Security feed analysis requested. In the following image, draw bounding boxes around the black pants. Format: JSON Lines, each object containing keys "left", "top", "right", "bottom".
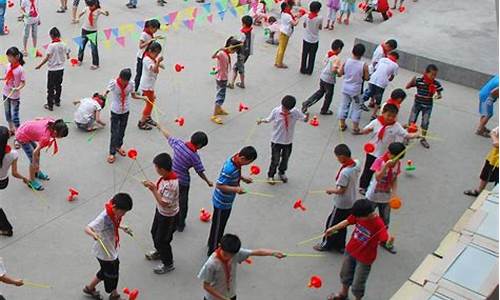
{"left": 46, "top": 70, "right": 64, "bottom": 108}
{"left": 176, "top": 184, "right": 190, "bottom": 229}
{"left": 134, "top": 57, "right": 143, "bottom": 92}
{"left": 205, "top": 297, "right": 236, "bottom": 300}
{"left": 78, "top": 29, "right": 99, "bottom": 66}
{"left": 151, "top": 209, "right": 177, "bottom": 266}
{"left": 320, "top": 206, "right": 351, "bottom": 250}
{"left": 109, "top": 112, "right": 129, "bottom": 155}
{"left": 0, "top": 177, "right": 8, "bottom": 190}
{"left": 359, "top": 154, "right": 376, "bottom": 190}
{"left": 96, "top": 258, "right": 119, "bottom": 293}
{"left": 207, "top": 207, "right": 232, "bottom": 255}
{"left": 268, "top": 143, "right": 293, "bottom": 178}
{"left": 303, "top": 79, "right": 335, "bottom": 113}
{"left": 300, "top": 40, "right": 319, "bottom": 74}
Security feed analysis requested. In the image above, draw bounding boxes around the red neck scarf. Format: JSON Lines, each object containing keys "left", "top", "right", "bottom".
{"left": 51, "top": 38, "right": 61, "bottom": 43}
{"left": 222, "top": 49, "right": 232, "bottom": 67}
{"left": 327, "top": 50, "right": 336, "bottom": 58}
{"left": 283, "top": 7, "right": 296, "bottom": 21}
{"left": 381, "top": 43, "right": 390, "bottom": 56}
{"left": 144, "top": 51, "right": 156, "bottom": 61}
{"left": 280, "top": 110, "right": 290, "bottom": 131}
{"left": 105, "top": 201, "right": 122, "bottom": 248}
{"left": 93, "top": 96, "right": 104, "bottom": 107}
{"left": 116, "top": 78, "right": 128, "bottom": 111}
{"left": 385, "top": 98, "right": 400, "bottom": 109}
{"left": 5, "top": 62, "right": 20, "bottom": 85}
{"left": 215, "top": 248, "right": 232, "bottom": 292}
{"left": 335, "top": 158, "right": 355, "bottom": 181}
{"left": 156, "top": 172, "right": 178, "bottom": 189}
{"left": 381, "top": 152, "right": 398, "bottom": 183}
{"left": 387, "top": 54, "right": 397, "bottom": 63}
{"left": 377, "top": 116, "right": 396, "bottom": 141}
{"left": 423, "top": 74, "right": 437, "bottom": 96}
{"left": 241, "top": 25, "right": 253, "bottom": 34}
{"left": 29, "top": 0, "right": 38, "bottom": 17}
{"left": 88, "top": 7, "right": 97, "bottom": 27}
{"left": 185, "top": 142, "right": 198, "bottom": 153}
{"left": 308, "top": 11, "right": 318, "bottom": 19}
{"left": 143, "top": 28, "right": 154, "bottom": 38}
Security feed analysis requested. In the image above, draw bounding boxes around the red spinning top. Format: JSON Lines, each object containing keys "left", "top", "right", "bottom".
{"left": 3, "top": 26, "right": 9, "bottom": 34}
{"left": 250, "top": 165, "right": 260, "bottom": 175}
{"left": 389, "top": 196, "right": 402, "bottom": 209}
{"left": 298, "top": 7, "right": 308, "bottom": 16}
{"left": 174, "top": 64, "right": 185, "bottom": 72}
{"left": 127, "top": 148, "right": 138, "bottom": 160}
{"left": 199, "top": 208, "right": 211, "bottom": 222}
{"left": 407, "top": 123, "right": 418, "bottom": 133}
{"left": 175, "top": 116, "right": 185, "bottom": 126}
{"left": 363, "top": 143, "right": 375, "bottom": 154}
{"left": 123, "top": 288, "right": 139, "bottom": 300}
{"left": 309, "top": 116, "right": 319, "bottom": 127}
{"left": 67, "top": 188, "right": 79, "bottom": 202}
{"left": 7, "top": 1, "right": 14, "bottom": 7}
{"left": 70, "top": 58, "right": 79, "bottom": 66}
{"left": 293, "top": 199, "right": 307, "bottom": 211}
{"left": 308, "top": 275, "right": 322, "bottom": 288}
{"left": 399, "top": 5, "right": 405, "bottom": 12}
{"left": 387, "top": 10, "right": 393, "bottom": 17}
{"left": 4, "top": 144, "right": 11, "bottom": 154}
{"left": 239, "top": 102, "right": 249, "bottom": 112}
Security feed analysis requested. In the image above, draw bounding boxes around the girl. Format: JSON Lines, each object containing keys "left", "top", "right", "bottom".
{"left": 274, "top": 1, "right": 299, "bottom": 69}
{"left": 73, "top": 93, "right": 106, "bottom": 131}
{"left": 326, "top": 0, "right": 340, "bottom": 30}
{"left": 134, "top": 19, "right": 161, "bottom": 92}
{"left": 0, "top": 126, "right": 29, "bottom": 236}
{"left": 15, "top": 118, "right": 69, "bottom": 191}
{"left": 138, "top": 41, "right": 163, "bottom": 130}
{"left": 77, "top": 0, "right": 109, "bottom": 70}
{"left": 250, "top": 0, "right": 267, "bottom": 26}
{"left": 1, "top": 47, "right": 26, "bottom": 147}
{"left": 337, "top": 0, "right": 355, "bottom": 25}
{"left": 20, "top": 0, "right": 40, "bottom": 56}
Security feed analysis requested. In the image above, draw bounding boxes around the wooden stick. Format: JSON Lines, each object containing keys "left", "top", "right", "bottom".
{"left": 284, "top": 253, "right": 326, "bottom": 258}
{"left": 23, "top": 281, "right": 51, "bottom": 289}
{"left": 308, "top": 190, "right": 325, "bottom": 194}
{"left": 97, "top": 238, "right": 111, "bottom": 257}
{"left": 297, "top": 233, "right": 325, "bottom": 245}
{"left": 253, "top": 179, "right": 283, "bottom": 184}
{"left": 245, "top": 191, "right": 274, "bottom": 198}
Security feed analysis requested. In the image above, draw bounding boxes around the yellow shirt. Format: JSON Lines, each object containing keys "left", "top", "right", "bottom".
{"left": 486, "top": 127, "right": 499, "bottom": 167}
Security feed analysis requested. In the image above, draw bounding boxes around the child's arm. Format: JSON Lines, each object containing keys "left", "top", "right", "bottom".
{"left": 77, "top": 9, "right": 86, "bottom": 19}
{"left": 391, "top": 178, "right": 398, "bottom": 198}
{"left": 142, "top": 181, "right": 171, "bottom": 208}
{"left": 326, "top": 186, "right": 347, "bottom": 195}
{"left": 362, "top": 63, "right": 370, "bottom": 81}
{"left": 139, "top": 38, "right": 153, "bottom": 50}
{"left": 99, "top": 8, "right": 109, "bottom": 16}
{"left": 131, "top": 91, "right": 149, "bottom": 102}
{"left": 0, "top": 275, "right": 23, "bottom": 286}
{"left": 203, "top": 282, "right": 231, "bottom": 300}
{"left": 257, "top": 110, "right": 275, "bottom": 125}
{"left": 72, "top": 99, "right": 81, "bottom": 106}
{"left": 491, "top": 128, "right": 499, "bottom": 148}
{"left": 337, "top": 62, "right": 345, "bottom": 77}
{"left": 374, "top": 160, "right": 396, "bottom": 181}
{"left": 405, "top": 76, "right": 416, "bottom": 89}
{"left": 240, "top": 176, "right": 253, "bottom": 184}
{"left": 216, "top": 183, "right": 245, "bottom": 194}
{"left": 10, "top": 158, "right": 29, "bottom": 184}
{"left": 250, "top": 249, "right": 286, "bottom": 258}
{"left": 152, "top": 56, "right": 163, "bottom": 74}
{"left": 197, "top": 171, "right": 214, "bottom": 187}
{"left": 84, "top": 225, "right": 100, "bottom": 240}
{"left": 95, "top": 110, "right": 106, "bottom": 126}
{"left": 212, "top": 49, "right": 221, "bottom": 59}
{"left": 325, "top": 219, "right": 350, "bottom": 235}
{"left": 35, "top": 54, "right": 50, "bottom": 70}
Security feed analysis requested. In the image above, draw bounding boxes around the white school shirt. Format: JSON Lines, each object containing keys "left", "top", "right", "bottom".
{"left": 74, "top": 98, "right": 102, "bottom": 124}
{"left": 370, "top": 44, "right": 385, "bottom": 72}
{"left": 363, "top": 119, "right": 408, "bottom": 158}
{"left": 20, "top": 0, "right": 40, "bottom": 25}
{"left": 47, "top": 42, "right": 70, "bottom": 71}
{"left": 279, "top": 13, "right": 294, "bottom": 36}
{"left": 369, "top": 57, "right": 398, "bottom": 89}
{"left": 88, "top": 210, "right": 119, "bottom": 261}
{"left": 139, "top": 56, "right": 158, "bottom": 91}
{"left": 303, "top": 16, "right": 323, "bottom": 43}
{"left": 320, "top": 54, "right": 341, "bottom": 84}
{"left": 136, "top": 32, "right": 154, "bottom": 58}
{"left": 0, "top": 151, "right": 18, "bottom": 180}
{"left": 263, "top": 106, "right": 305, "bottom": 145}
{"left": 107, "top": 79, "right": 135, "bottom": 114}
{"left": 82, "top": 8, "right": 101, "bottom": 31}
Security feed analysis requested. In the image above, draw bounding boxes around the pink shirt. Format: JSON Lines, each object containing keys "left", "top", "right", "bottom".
{"left": 15, "top": 118, "right": 54, "bottom": 147}
{"left": 2, "top": 64, "right": 26, "bottom": 100}
{"left": 215, "top": 50, "right": 230, "bottom": 81}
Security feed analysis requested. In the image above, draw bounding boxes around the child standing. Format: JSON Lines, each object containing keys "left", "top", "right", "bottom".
{"left": 337, "top": 0, "right": 355, "bottom": 25}
{"left": 326, "top": 0, "right": 340, "bottom": 30}
{"left": 337, "top": 44, "right": 369, "bottom": 133}
{"left": 138, "top": 41, "right": 163, "bottom": 130}
{"left": 258, "top": 95, "right": 307, "bottom": 183}
{"left": 83, "top": 194, "right": 133, "bottom": 300}
{"left": 157, "top": 125, "right": 213, "bottom": 232}
{"left": 228, "top": 15, "right": 254, "bottom": 89}
{"left": 199, "top": 234, "right": 285, "bottom": 300}
{"left": 300, "top": 1, "right": 323, "bottom": 75}
{"left": 77, "top": 0, "right": 109, "bottom": 70}
{"left": 275, "top": 1, "right": 299, "bottom": 69}
{"left": 134, "top": 19, "right": 161, "bottom": 92}
{"left": 20, "top": 0, "right": 40, "bottom": 56}
{"left": 2, "top": 47, "right": 26, "bottom": 141}
{"left": 35, "top": 27, "right": 70, "bottom": 111}
{"left": 249, "top": 0, "right": 267, "bottom": 25}
{"left": 302, "top": 39, "right": 344, "bottom": 116}
{"left": 207, "top": 146, "right": 257, "bottom": 256}
{"left": 313, "top": 144, "right": 360, "bottom": 253}
{"left": 142, "top": 153, "right": 179, "bottom": 274}
{"left": 406, "top": 64, "right": 443, "bottom": 149}
{"left": 325, "top": 199, "right": 393, "bottom": 300}
{"left": 73, "top": 93, "right": 106, "bottom": 131}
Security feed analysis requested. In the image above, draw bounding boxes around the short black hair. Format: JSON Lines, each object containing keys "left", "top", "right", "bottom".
{"left": 331, "top": 39, "right": 344, "bottom": 51}
{"left": 242, "top": 15, "right": 253, "bottom": 27}
{"left": 49, "top": 27, "right": 61, "bottom": 38}
{"left": 390, "top": 88, "right": 406, "bottom": 101}
{"left": 146, "top": 41, "right": 162, "bottom": 54}
{"left": 352, "top": 199, "right": 374, "bottom": 217}
{"left": 388, "top": 142, "right": 406, "bottom": 159}
{"left": 334, "top": 144, "right": 351, "bottom": 157}
{"left": 386, "top": 39, "right": 397, "bottom": 50}
{"left": 425, "top": 64, "right": 438, "bottom": 73}
{"left": 281, "top": 95, "right": 296, "bottom": 110}
{"left": 220, "top": 233, "right": 241, "bottom": 254}
{"left": 389, "top": 51, "right": 399, "bottom": 60}
{"left": 145, "top": 19, "right": 161, "bottom": 29}
{"left": 382, "top": 103, "right": 399, "bottom": 115}
{"left": 112, "top": 193, "right": 133, "bottom": 211}
{"left": 280, "top": 1, "right": 288, "bottom": 11}
{"left": 119, "top": 68, "right": 132, "bottom": 81}
{"left": 153, "top": 153, "right": 173, "bottom": 171}
{"left": 239, "top": 146, "right": 257, "bottom": 161}
{"left": 352, "top": 43, "right": 366, "bottom": 57}
{"left": 191, "top": 131, "right": 208, "bottom": 148}
{"left": 309, "top": 1, "right": 321, "bottom": 12}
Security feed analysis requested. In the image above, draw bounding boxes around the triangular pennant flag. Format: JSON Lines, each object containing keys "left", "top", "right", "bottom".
{"left": 168, "top": 11, "right": 179, "bottom": 24}
{"left": 218, "top": 10, "right": 226, "bottom": 20}
{"left": 220, "top": 0, "right": 229, "bottom": 9}
{"left": 183, "top": 19, "right": 195, "bottom": 31}
{"left": 207, "top": 14, "right": 214, "bottom": 23}
{"left": 181, "top": 7, "right": 196, "bottom": 18}
{"left": 103, "top": 40, "right": 112, "bottom": 49}
{"left": 111, "top": 28, "right": 120, "bottom": 37}
{"left": 42, "top": 43, "right": 49, "bottom": 50}
{"left": 135, "top": 20, "right": 145, "bottom": 29}
{"left": 104, "top": 28, "right": 112, "bottom": 40}
{"left": 163, "top": 15, "right": 170, "bottom": 24}
{"left": 228, "top": 5, "right": 237, "bottom": 17}
{"left": 73, "top": 36, "right": 83, "bottom": 48}
{"left": 87, "top": 32, "right": 98, "bottom": 45}
{"left": 29, "top": 47, "right": 36, "bottom": 58}
{"left": 230, "top": 0, "right": 239, "bottom": 8}
{"left": 215, "top": 0, "right": 225, "bottom": 12}
{"left": 115, "top": 36, "right": 126, "bottom": 47}
{"left": 202, "top": 2, "right": 212, "bottom": 13}
{"left": 119, "top": 24, "right": 128, "bottom": 36}
{"left": 196, "top": 14, "right": 205, "bottom": 25}
{"left": 192, "top": 7, "right": 199, "bottom": 18}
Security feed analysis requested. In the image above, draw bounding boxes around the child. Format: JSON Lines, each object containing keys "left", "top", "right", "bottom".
{"left": 15, "top": 118, "right": 68, "bottom": 191}
{"left": 275, "top": 1, "right": 299, "bottom": 69}
{"left": 77, "top": 0, "right": 109, "bottom": 70}
{"left": 265, "top": 16, "right": 280, "bottom": 45}
{"left": 300, "top": 1, "right": 323, "bottom": 75}
{"left": 199, "top": 234, "right": 285, "bottom": 300}
{"left": 362, "top": 52, "right": 399, "bottom": 119}
{"left": 313, "top": 144, "right": 360, "bottom": 253}
{"left": 258, "top": 95, "right": 307, "bottom": 183}
{"left": 364, "top": 0, "right": 390, "bottom": 22}
{"left": 210, "top": 37, "right": 240, "bottom": 125}
{"left": 369, "top": 39, "right": 397, "bottom": 73}
{"left": 73, "top": 93, "right": 106, "bottom": 131}
{"left": 138, "top": 41, "right": 163, "bottom": 130}
{"left": 358, "top": 104, "right": 419, "bottom": 194}
{"left": 1, "top": 47, "right": 26, "bottom": 142}
{"left": 157, "top": 125, "right": 213, "bottom": 232}
{"left": 249, "top": 0, "right": 267, "bottom": 25}
{"left": 35, "top": 27, "right": 71, "bottom": 111}
{"left": 83, "top": 193, "right": 133, "bottom": 300}
{"left": 142, "top": 153, "right": 179, "bottom": 274}
{"left": 0, "top": 258, "right": 24, "bottom": 295}
{"left": 228, "top": 15, "right": 254, "bottom": 89}
{"left": 464, "top": 127, "right": 499, "bottom": 197}
{"left": 302, "top": 39, "right": 344, "bottom": 116}
{"left": 381, "top": 88, "right": 406, "bottom": 111}
{"left": 337, "top": 0, "right": 355, "bottom": 25}
{"left": 325, "top": 199, "right": 393, "bottom": 300}
{"left": 105, "top": 68, "right": 148, "bottom": 164}
{"left": 207, "top": 146, "right": 257, "bottom": 256}
{"left": 406, "top": 64, "right": 443, "bottom": 149}
{"left": 20, "top": 0, "right": 40, "bottom": 56}
{"left": 365, "top": 142, "right": 405, "bottom": 254}
{"left": 476, "top": 74, "right": 499, "bottom": 137}
{"left": 134, "top": 19, "right": 161, "bottom": 92}
{"left": 337, "top": 43, "right": 370, "bottom": 134}
{"left": 326, "top": 0, "right": 340, "bottom": 30}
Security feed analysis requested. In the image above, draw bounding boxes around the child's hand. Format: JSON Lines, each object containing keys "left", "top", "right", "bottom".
{"left": 325, "top": 227, "right": 338, "bottom": 236}
{"left": 142, "top": 180, "right": 156, "bottom": 191}
{"left": 236, "top": 187, "right": 246, "bottom": 194}
{"left": 206, "top": 180, "right": 214, "bottom": 187}
{"left": 93, "top": 232, "right": 101, "bottom": 241}
{"left": 272, "top": 252, "right": 286, "bottom": 259}
{"left": 14, "top": 279, "right": 24, "bottom": 287}
{"left": 35, "top": 64, "right": 41, "bottom": 70}
{"left": 256, "top": 119, "right": 263, "bottom": 125}
{"left": 121, "top": 225, "right": 133, "bottom": 237}
{"left": 325, "top": 189, "right": 335, "bottom": 195}
{"left": 241, "top": 177, "right": 253, "bottom": 184}
{"left": 157, "top": 56, "right": 164, "bottom": 63}
{"left": 386, "top": 159, "right": 397, "bottom": 168}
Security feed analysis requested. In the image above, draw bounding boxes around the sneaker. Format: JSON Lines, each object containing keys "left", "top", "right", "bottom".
{"left": 278, "top": 173, "right": 288, "bottom": 183}
{"left": 313, "top": 244, "right": 328, "bottom": 252}
{"left": 320, "top": 110, "right": 333, "bottom": 115}
{"left": 226, "top": 83, "right": 234, "bottom": 89}
{"left": 381, "top": 242, "right": 397, "bottom": 254}
{"left": 83, "top": 286, "right": 102, "bottom": 299}
{"left": 420, "top": 138, "right": 430, "bottom": 149}
{"left": 36, "top": 171, "right": 50, "bottom": 181}
{"left": 28, "top": 180, "right": 44, "bottom": 191}
{"left": 55, "top": 102, "right": 61, "bottom": 107}
{"left": 138, "top": 121, "right": 153, "bottom": 130}
{"left": 145, "top": 250, "right": 161, "bottom": 261}
{"left": 359, "top": 103, "right": 369, "bottom": 112}
{"left": 43, "top": 104, "right": 53, "bottom": 111}
{"left": 145, "top": 117, "right": 157, "bottom": 127}
{"left": 267, "top": 177, "right": 276, "bottom": 185}
{"left": 153, "top": 263, "right": 175, "bottom": 274}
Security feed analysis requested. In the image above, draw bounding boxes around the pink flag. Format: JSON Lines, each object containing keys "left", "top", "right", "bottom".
{"left": 183, "top": 19, "right": 195, "bottom": 31}
{"left": 104, "top": 28, "right": 113, "bottom": 40}
{"left": 115, "top": 36, "right": 126, "bottom": 47}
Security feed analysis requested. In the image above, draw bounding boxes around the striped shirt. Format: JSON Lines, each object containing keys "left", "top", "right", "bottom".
{"left": 414, "top": 77, "right": 443, "bottom": 104}
{"left": 212, "top": 157, "right": 241, "bottom": 210}
{"left": 168, "top": 137, "right": 205, "bottom": 186}
{"left": 156, "top": 177, "right": 180, "bottom": 217}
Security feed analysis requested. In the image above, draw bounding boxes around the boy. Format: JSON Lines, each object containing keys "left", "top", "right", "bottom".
{"left": 157, "top": 125, "right": 213, "bottom": 232}
{"left": 73, "top": 93, "right": 106, "bottom": 131}
{"left": 362, "top": 52, "right": 399, "bottom": 119}
{"left": 476, "top": 74, "right": 499, "bottom": 137}
{"left": 228, "top": 16, "right": 254, "bottom": 89}
{"left": 142, "top": 153, "right": 179, "bottom": 274}
{"left": 381, "top": 88, "right": 406, "bottom": 110}
{"left": 0, "top": 257, "right": 24, "bottom": 300}
{"left": 302, "top": 39, "right": 344, "bottom": 116}
{"left": 364, "top": 0, "right": 390, "bottom": 23}
{"left": 314, "top": 144, "right": 360, "bottom": 253}
{"left": 365, "top": 142, "right": 406, "bottom": 254}
{"left": 406, "top": 64, "right": 444, "bottom": 149}
{"left": 35, "top": 27, "right": 70, "bottom": 111}
{"left": 83, "top": 193, "right": 133, "bottom": 300}
{"left": 337, "top": 44, "right": 370, "bottom": 134}
{"left": 300, "top": 1, "right": 322, "bottom": 75}
{"left": 105, "top": 68, "right": 148, "bottom": 163}
{"left": 258, "top": 95, "right": 307, "bottom": 183}
{"left": 199, "top": 234, "right": 285, "bottom": 300}
{"left": 325, "top": 199, "right": 393, "bottom": 300}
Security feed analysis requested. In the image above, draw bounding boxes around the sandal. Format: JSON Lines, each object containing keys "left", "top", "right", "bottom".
{"left": 351, "top": 128, "right": 362, "bottom": 135}
{"left": 28, "top": 180, "right": 44, "bottom": 191}
{"left": 108, "top": 293, "right": 124, "bottom": 300}
{"left": 464, "top": 189, "right": 480, "bottom": 197}
{"left": 145, "top": 117, "right": 157, "bottom": 127}
{"left": 210, "top": 116, "right": 223, "bottom": 125}
{"left": 36, "top": 171, "right": 50, "bottom": 181}
{"left": 83, "top": 286, "right": 103, "bottom": 299}
{"left": 107, "top": 155, "right": 116, "bottom": 164}
{"left": 0, "top": 230, "right": 13, "bottom": 237}
{"left": 43, "top": 104, "right": 53, "bottom": 111}
{"left": 327, "top": 293, "right": 348, "bottom": 300}
{"left": 138, "top": 121, "right": 153, "bottom": 130}
{"left": 226, "top": 83, "right": 234, "bottom": 89}
{"left": 117, "top": 148, "right": 126, "bottom": 157}
{"left": 420, "top": 138, "right": 430, "bottom": 149}
{"left": 476, "top": 129, "right": 490, "bottom": 138}
{"left": 340, "top": 125, "right": 347, "bottom": 132}
{"left": 236, "top": 82, "right": 245, "bottom": 89}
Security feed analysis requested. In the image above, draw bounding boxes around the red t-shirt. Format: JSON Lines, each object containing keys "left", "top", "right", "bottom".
{"left": 345, "top": 215, "right": 389, "bottom": 265}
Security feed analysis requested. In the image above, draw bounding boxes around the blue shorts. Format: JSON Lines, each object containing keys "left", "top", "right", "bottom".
{"left": 479, "top": 95, "right": 497, "bottom": 118}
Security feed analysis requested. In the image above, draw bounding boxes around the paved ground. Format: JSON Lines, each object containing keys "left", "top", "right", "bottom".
{"left": 0, "top": 0, "right": 498, "bottom": 299}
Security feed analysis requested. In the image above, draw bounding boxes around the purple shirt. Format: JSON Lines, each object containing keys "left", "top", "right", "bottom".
{"left": 168, "top": 137, "right": 205, "bottom": 186}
